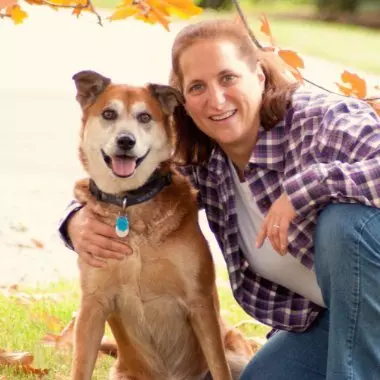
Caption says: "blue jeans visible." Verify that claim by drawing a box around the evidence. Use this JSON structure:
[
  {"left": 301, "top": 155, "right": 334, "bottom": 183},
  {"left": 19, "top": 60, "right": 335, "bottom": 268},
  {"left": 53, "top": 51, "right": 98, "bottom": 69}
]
[{"left": 239, "top": 204, "right": 380, "bottom": 380}]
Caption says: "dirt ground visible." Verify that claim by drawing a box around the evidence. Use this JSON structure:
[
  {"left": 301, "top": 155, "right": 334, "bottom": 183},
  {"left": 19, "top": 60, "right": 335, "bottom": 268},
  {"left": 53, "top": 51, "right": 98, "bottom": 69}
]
[{"left": 0, "top": 7, "right": 379, "bottom": 287}]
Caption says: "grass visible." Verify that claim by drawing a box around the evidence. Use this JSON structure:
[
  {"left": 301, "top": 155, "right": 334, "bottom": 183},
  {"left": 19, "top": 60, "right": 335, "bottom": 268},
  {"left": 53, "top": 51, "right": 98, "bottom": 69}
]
[
  {"left": 0, "top": 281, "right": 113, "bottom": 379},
  {"left": 194, "top": 6, "right": 380, "bottom": 75},
  {"left": 247, "top": 18, "right": 380, "bottom": 75},
  {"left": 0, "top": 268, "right": 269, "bottom": 379}
]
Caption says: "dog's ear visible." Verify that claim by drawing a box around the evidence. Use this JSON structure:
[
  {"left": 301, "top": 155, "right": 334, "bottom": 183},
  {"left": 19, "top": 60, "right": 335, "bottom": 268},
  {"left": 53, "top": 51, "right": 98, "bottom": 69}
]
[
  {"left": 148, "top": 84, "right": 184, "bottom": 115},
  {"left": 72, "top": 70, "right": 111, "bottom": 109}
]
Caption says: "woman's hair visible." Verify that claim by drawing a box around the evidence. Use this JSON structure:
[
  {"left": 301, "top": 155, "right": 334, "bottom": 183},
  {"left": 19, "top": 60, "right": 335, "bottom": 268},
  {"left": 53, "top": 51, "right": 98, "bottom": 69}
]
[{"left": 170, "top": 18, "right": 299, "bottom": 166}]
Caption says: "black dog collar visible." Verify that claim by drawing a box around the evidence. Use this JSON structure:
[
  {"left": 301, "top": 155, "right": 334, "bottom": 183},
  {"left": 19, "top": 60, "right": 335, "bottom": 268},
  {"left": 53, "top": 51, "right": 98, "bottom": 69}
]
[{"left": 89, "top": 171, "right": 172, "bottom": 209}]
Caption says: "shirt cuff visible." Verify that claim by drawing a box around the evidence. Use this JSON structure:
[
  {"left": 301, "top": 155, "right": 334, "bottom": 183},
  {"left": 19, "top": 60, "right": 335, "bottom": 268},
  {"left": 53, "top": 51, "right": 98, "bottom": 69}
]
[{"left": 57, "top": 200, "right": 83, "bottom": 251}]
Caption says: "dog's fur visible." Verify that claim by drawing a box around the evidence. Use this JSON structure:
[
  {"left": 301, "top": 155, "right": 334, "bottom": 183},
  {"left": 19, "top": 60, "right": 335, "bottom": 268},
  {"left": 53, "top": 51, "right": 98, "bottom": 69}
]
[{"left": 70, "top": 70, "right": 253, "bottom": 380}]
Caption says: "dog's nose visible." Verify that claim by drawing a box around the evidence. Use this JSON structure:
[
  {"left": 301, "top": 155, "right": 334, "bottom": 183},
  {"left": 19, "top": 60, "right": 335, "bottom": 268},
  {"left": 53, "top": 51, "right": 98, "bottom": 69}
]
[{"left": 116, "top": 133, "right": 136, "bottom": 150}]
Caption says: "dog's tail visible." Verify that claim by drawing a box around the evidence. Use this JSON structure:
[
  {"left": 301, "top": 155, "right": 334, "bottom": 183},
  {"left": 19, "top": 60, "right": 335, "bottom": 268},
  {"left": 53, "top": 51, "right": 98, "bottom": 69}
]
[{"left": 99, "top": 336, "right": 118, "bottom": 358}]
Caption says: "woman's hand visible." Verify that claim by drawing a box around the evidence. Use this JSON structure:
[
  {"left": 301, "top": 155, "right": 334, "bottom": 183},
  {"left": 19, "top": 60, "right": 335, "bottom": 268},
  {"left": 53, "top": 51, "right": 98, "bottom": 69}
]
[
  {"left": 67, "top": 205, "right": 132, "bottom": 268},
  {"left": 256, "top": 193, "right": 297, "bottom": 255}
]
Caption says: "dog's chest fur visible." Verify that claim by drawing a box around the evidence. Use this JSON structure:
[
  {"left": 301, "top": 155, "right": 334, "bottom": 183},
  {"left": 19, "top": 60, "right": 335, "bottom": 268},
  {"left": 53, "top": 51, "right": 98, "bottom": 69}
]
[{"left": 73, "top": 175, "right": 212, "bottom": 378}]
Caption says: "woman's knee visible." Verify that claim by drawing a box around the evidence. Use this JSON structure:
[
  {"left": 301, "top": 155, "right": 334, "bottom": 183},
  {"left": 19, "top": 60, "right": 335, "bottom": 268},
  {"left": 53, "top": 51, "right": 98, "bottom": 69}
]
[{"left": 314, "top": 203, "right": 380, "bottom": 296}]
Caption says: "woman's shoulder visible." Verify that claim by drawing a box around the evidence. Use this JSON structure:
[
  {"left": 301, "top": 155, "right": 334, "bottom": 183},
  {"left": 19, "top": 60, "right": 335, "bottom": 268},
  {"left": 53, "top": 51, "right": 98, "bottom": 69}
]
[{"left": 288, "top": 87, "right": 376, "bottom": 122}]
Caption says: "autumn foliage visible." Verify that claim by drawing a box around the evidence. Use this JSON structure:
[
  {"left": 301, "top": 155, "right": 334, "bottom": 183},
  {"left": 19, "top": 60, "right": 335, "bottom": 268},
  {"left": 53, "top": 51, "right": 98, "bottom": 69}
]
[{"left": 0, "top": 0, "right": 379, "bottom": 114}]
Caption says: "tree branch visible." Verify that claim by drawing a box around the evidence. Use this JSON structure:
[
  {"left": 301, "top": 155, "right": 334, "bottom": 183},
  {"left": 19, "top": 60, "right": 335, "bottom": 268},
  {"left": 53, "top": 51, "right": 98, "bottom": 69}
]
[
  {"left": 40, "top": 0, "right": 103, "bottom": 26},
  {"left": 231, "top": 0, "right": 263, "bottom": 50},
  {"left": 231, "top": 0, "right": 378, "bottom": 102}
]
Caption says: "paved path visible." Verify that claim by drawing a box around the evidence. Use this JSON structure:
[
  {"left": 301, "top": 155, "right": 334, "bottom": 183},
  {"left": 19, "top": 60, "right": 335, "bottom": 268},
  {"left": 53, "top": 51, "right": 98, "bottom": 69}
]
[{"left": 0, "top": 7, "right": 378, "bottom": 286}]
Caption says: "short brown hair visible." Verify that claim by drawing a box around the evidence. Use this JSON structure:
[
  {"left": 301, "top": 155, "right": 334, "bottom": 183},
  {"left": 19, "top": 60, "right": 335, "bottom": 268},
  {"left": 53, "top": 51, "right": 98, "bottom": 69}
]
[{"left": 170, "top": 19, "right": 299, "bottom": 166}]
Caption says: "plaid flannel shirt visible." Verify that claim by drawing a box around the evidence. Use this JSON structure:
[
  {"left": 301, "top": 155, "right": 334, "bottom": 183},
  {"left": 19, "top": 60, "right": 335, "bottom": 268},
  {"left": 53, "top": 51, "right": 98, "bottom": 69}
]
[{"left": 58, "top": 89, "right": 380, "bottom": 333}]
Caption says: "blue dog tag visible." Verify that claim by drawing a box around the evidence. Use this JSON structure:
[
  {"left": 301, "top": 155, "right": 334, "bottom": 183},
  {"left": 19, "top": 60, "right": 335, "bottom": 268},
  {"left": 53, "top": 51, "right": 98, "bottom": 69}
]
[{"left": 115, "top": 215, "right": 129, "bottom": 238}]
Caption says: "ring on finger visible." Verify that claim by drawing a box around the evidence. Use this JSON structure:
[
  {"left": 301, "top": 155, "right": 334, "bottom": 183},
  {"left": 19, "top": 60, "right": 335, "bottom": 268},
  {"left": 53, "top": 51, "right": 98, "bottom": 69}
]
[{"left": 273, "top": 224, "right": 280, "bottom": 229}]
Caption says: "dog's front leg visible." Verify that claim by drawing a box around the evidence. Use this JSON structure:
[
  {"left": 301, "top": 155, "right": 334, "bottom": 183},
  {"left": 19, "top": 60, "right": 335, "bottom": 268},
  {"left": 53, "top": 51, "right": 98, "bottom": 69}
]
[
  {"left": 71, "top": 299, "right": 107, "bottom": 380},
  {"left": 190, "top": 296, "right": 233, "bottom": 380}
]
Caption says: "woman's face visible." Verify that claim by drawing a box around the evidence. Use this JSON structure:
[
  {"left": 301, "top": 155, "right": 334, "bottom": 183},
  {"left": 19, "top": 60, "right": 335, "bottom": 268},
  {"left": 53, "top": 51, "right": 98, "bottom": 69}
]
[{"left": 180, "top": 39, "right": 265, "bottom": 151}]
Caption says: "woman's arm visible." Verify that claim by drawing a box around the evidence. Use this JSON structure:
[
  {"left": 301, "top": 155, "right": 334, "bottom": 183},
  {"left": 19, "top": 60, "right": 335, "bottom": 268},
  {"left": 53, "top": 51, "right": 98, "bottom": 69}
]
[
  {"left": 58, "top": 202, "right": 132, "bottom": 267},
  {"left": 283, "top": 98, "right": 380, "bottom": 218}
]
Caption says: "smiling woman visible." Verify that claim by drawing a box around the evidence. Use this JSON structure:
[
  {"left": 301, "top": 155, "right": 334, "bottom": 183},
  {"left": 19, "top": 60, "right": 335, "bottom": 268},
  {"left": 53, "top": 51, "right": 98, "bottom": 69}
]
[
  {"left": 170, "top": 20, "right": 297, "bottom": 168},
  {"left": 59, "top": 18, "right": 380, "bottom": 380}
]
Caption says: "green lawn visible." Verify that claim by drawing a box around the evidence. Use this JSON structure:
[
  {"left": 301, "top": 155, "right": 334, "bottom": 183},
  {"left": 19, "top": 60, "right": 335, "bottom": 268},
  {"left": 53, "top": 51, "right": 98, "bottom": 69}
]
[
  {"left": 0, "top": 268, "right": 269, "bottom": 379},
  {"left": 247, "top": 17, "right": 380, "bottom": 75}
]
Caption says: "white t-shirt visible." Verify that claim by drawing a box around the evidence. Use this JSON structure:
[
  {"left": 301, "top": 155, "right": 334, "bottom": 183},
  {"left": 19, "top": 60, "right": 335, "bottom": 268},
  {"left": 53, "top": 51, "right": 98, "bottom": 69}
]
[{"left": 229, "top": 159, "right": 325, "bottom": 307}]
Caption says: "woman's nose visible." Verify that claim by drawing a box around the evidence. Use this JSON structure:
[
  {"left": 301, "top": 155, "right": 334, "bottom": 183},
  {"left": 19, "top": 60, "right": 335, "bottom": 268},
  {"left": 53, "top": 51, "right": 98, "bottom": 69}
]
[{"left": 207, "top": 86, "right": 226, "bottom": 109}]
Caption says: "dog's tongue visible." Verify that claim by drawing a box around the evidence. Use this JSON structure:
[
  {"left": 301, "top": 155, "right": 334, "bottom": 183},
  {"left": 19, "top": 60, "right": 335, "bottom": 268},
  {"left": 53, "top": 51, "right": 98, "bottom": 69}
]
[{"left": 111, "top": 157, "right": 136, "bottom": 177}]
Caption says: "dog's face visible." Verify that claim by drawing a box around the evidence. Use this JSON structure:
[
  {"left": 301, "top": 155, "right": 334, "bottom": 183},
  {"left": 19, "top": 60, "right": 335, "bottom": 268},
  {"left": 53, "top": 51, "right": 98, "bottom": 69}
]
[{"left": 73, "top": 70, "right": 183, "bottom": 194}]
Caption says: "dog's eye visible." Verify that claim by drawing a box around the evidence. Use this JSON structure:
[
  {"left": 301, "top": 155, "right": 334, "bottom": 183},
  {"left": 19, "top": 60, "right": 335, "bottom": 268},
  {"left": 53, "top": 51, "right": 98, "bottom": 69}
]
[
  {"left": 137, "top": 112, "right": 152, "bottom": 124},
  {"left": 102, "top": 109, "right": 117, "bottom": 121}
]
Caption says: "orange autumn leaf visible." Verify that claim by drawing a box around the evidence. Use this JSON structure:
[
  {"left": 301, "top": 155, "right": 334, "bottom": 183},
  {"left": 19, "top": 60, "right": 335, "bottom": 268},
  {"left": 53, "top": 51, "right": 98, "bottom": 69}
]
[
  {"left": 259, "top": 13, "right": 275, "bottom": 46},
  {"left": 24, "top": 0, "right": 44, "bottom": 4},
  {"left": 160, "top": 0, "right": 202, "bottom": 18},
  {"left": 135, "top": 6, "right": 169, "bottom": 30},
  {"left": 7, "top": 4, "right": 27, "bottom": 24},
  {"left": 110, "top": 0, "right": 201, "bottom": 28},
  {"left": 72, "top": 0, "right": 93, "bottom": 18},
  {"left": 0, "top": 349, "right": 49, "bottom": 377},
  {"left": 109, "top": 4, "right": 137, "bottom": 20},
  {"left": 31, "top": 238, "right": 44, "bottom": 248},
  {"left": 278, "top": 49, "right": 305, "bottom": 82},
  {"left": 335, "top": 70, "right": 367, "bottom": 99}
]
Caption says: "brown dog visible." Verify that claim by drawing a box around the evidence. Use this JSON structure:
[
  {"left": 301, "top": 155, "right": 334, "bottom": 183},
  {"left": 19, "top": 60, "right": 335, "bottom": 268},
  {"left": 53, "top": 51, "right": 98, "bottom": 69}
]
[{"left": 70, "top": 70, "right": 253, "bottom": 380}]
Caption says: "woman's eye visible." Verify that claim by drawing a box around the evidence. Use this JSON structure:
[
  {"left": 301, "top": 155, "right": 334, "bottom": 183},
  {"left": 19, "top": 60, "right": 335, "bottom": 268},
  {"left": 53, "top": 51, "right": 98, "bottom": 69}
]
[
  {"left": 222, "top": 74, "right": 237, "bottom": 84},
  {"left": 188, "top": 83, "right": 204, "bottom": 94},
  {"left": 102, "top": 109, "right": 118, "bottom": 121},
  {"left": 137, "top": 112, "right": 152, "bottom": 124}
]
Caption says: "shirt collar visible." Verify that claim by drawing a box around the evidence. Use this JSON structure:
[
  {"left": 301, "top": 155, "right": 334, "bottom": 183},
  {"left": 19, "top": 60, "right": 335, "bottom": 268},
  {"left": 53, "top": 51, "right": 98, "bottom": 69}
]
[{"left": 248, "top": 120, "right": 287, "bottom": 173}]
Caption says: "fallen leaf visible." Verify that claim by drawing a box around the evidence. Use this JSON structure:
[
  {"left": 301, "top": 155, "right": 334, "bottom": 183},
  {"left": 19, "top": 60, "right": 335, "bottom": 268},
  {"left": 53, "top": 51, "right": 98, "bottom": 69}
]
[
  {"left": 0, "top": 287, "right": 62, "bottom": 304},
  {"left": 0, "top": 349, "right": 48, "bottom": 377},
  {"left": 31, "top": 238, "right": 44, "bottom": 249},
  {"left": 335, "top": 70, "right": 367, "bottom": 99},
  {"left": 0, "top": 350, "right": 33, "bottom": 366}
]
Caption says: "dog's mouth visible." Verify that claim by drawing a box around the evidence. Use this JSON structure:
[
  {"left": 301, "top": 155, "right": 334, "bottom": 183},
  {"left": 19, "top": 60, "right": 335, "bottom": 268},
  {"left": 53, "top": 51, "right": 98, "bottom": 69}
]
[{"left": 101, "top": 149, "right": 150, "bottom": 178}]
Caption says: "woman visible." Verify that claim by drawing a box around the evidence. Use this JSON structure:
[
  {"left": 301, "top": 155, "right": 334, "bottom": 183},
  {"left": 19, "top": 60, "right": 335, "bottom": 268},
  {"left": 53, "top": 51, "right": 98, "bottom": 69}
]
[{"left": 59, "top": 19, "right": 380, "bottom": 379}]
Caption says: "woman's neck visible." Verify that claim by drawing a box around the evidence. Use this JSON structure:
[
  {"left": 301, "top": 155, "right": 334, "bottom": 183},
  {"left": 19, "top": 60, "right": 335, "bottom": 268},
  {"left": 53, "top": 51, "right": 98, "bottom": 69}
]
[
  {"left": 221, "top": 142, "right": 254, "bottom": 181},
  {"left": 221, "top": 129, "right": 259, "bottom": 179}
]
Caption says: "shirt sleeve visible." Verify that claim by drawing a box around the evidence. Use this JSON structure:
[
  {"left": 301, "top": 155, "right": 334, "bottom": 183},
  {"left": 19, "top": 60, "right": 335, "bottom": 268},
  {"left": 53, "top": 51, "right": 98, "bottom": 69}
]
[
  {"left": 283, "top": 98, "right": 380, "bottom": 218},
  {"left": 57, "top": 200, "right": 83, "bottom": 250}
]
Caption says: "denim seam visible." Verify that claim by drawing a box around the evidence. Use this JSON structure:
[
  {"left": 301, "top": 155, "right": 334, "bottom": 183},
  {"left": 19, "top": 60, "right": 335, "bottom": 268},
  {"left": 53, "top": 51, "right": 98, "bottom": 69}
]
[
  {"left": 348, "top": 210, "right": 380, "bottom": 380},
  {"left": 345, "top": 227, "right": 360, "bottom": 380}
]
